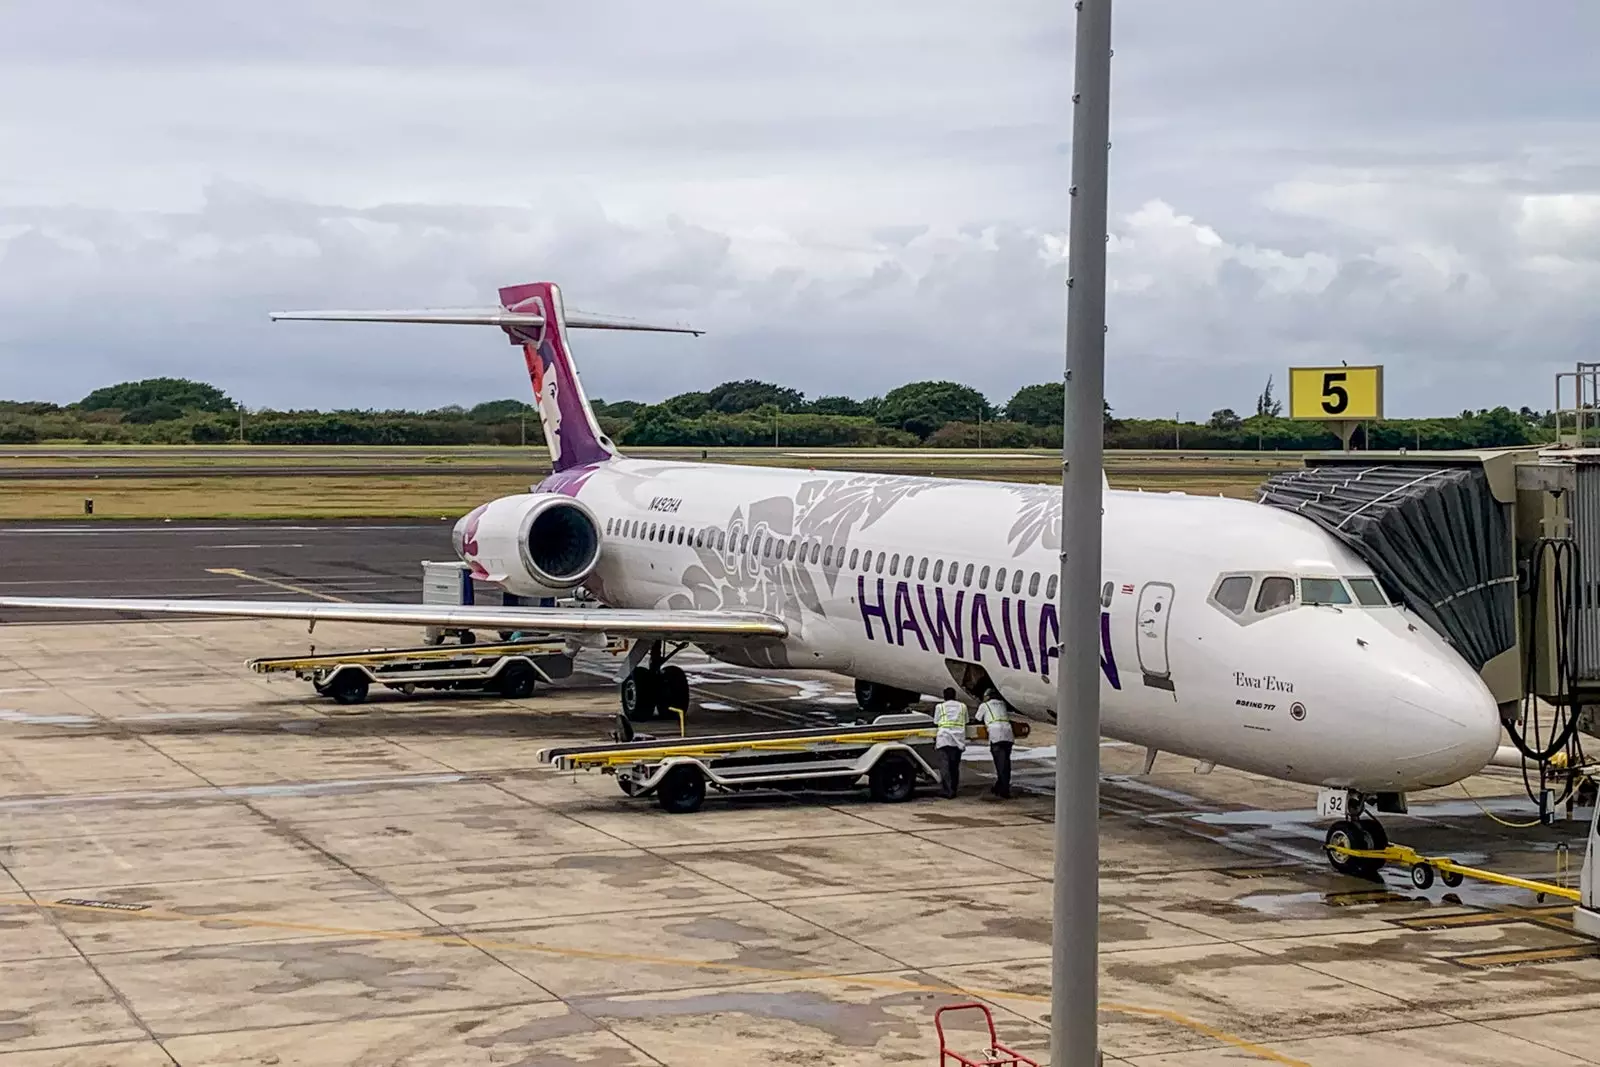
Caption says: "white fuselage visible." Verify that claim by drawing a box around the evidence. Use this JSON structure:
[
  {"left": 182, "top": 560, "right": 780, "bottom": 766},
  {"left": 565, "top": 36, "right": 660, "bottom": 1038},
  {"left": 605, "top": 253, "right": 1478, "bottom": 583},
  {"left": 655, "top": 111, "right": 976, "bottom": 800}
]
[{"left": 522, "top": 457, "right": 1502, "bottom": 793}]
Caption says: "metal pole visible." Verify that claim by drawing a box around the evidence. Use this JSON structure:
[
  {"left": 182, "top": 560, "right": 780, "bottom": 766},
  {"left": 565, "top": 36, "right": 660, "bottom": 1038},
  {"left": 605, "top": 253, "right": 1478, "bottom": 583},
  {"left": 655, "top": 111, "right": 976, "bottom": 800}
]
[{"left": 1055, "top": 1, "right": 1112, "bottom": 1065}]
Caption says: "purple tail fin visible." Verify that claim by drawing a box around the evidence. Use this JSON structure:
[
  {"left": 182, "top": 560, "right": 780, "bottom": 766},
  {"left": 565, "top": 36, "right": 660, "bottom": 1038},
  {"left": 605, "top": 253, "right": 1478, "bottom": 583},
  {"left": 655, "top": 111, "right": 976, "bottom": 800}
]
[{"left": 498, "top": 282, "right": 619, "bottom": 473}]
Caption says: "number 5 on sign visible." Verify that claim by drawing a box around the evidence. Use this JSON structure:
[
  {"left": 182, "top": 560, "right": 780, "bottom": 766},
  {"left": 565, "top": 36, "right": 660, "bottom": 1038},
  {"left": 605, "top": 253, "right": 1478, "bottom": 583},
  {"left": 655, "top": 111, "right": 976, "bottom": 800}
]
[{"left": 1288, "top": 366, "right": 1384, "bottom": 421}]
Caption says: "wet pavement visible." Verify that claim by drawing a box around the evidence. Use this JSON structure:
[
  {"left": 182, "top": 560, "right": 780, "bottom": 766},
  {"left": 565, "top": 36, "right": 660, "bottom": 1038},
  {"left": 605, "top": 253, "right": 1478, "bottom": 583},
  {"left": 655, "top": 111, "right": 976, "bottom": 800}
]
[{"left": 0, "top": 618, "right": 1596, "bottom": 1065}]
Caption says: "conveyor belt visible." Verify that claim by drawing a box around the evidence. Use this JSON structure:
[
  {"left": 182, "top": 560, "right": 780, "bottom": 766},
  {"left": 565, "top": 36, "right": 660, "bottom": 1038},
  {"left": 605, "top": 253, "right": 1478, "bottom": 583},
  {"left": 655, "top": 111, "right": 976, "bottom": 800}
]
[
  {"left": 538, "top": 713, "right": 937, "bottom": 769},
  {"left": 248, "top": 639, "right": 570, "bottom": 673}
]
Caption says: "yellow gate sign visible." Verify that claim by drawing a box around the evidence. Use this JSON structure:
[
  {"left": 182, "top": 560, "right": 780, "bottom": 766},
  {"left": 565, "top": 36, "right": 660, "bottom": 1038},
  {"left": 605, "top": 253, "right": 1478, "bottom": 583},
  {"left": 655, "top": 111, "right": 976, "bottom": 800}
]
[{"left": 1288, "top": 366, "right": 1384, "bottom": 421}]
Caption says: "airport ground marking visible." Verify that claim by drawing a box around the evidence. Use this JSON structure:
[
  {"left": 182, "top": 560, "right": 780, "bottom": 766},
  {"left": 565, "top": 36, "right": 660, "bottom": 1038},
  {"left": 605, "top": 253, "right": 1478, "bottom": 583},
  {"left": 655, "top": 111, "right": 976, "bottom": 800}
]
[
  {"left": 204, "top": 567, "right": 348, "bottom": 602},
  {"left": 0, "top": 895, "right": 1307, "bottom": 1065}
]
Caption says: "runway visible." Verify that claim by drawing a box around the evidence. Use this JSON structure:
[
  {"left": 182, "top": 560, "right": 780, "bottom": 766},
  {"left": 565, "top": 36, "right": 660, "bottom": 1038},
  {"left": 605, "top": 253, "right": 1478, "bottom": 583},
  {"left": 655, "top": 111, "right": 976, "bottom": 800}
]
[{"left": 0, "top": 519, "right": 454, "bottom": 622}]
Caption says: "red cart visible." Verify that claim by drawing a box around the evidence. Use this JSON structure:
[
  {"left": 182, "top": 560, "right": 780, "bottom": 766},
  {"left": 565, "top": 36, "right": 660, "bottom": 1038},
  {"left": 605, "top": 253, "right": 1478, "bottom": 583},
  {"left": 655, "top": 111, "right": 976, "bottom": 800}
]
[{"left": 935, "top": 1003, "right": 1042, "bottom": 1066}]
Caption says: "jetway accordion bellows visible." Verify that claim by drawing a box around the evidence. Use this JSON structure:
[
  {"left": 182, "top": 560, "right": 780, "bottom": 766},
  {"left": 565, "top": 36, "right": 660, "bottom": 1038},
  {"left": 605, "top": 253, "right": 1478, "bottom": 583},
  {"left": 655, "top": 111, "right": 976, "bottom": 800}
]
[{"left": 1257, "top": 465, "right": 1515, "bottom": 671}]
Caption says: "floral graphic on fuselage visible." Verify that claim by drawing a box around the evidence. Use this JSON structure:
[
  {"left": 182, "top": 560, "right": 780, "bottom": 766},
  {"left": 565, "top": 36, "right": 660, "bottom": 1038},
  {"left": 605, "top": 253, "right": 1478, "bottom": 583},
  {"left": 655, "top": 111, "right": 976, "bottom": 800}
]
[{"left": 662, "top": 473, "right": 937, "bottom": 636}]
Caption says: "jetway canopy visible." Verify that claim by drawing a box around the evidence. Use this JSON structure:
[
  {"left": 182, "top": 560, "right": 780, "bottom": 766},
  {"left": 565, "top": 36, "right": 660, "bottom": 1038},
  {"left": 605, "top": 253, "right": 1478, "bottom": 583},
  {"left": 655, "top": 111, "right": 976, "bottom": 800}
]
[{"left": 1258, "top": 460, "right": 1516, "bottom": 673}]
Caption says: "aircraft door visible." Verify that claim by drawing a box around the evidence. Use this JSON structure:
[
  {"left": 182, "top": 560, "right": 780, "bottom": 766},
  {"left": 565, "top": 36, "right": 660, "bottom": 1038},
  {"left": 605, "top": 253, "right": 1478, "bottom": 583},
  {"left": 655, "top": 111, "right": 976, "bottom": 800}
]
[{"left": 1136, "top": 581, "right": 1175, "bottom": 693}]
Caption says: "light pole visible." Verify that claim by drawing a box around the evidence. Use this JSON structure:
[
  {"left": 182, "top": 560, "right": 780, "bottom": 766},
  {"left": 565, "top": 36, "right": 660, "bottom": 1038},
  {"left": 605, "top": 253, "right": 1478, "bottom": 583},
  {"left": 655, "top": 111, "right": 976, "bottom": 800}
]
[{"left": 1055, "top": 0, "right": 1112, "bottom": 1065}]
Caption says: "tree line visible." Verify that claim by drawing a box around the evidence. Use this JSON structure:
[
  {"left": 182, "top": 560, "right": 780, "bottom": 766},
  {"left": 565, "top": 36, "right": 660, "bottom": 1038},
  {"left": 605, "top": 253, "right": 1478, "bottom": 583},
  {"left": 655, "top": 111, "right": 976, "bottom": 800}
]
[{"left": 0, "top": 375, "right": 1551, "bottom": 451}]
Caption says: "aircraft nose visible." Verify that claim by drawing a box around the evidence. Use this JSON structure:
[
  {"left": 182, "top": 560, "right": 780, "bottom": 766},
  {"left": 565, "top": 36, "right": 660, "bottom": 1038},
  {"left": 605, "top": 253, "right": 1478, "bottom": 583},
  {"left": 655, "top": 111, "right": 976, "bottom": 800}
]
[{"left": 1388, "top": 647, "right": 1502, "bottom": 787}]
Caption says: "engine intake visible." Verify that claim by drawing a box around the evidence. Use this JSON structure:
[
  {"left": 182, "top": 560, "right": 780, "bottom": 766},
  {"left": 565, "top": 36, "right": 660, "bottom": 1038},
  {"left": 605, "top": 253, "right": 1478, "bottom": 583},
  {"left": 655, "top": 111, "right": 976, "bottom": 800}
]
[{"left": 453, "top": 493, "right": 602, "bottom": 595}]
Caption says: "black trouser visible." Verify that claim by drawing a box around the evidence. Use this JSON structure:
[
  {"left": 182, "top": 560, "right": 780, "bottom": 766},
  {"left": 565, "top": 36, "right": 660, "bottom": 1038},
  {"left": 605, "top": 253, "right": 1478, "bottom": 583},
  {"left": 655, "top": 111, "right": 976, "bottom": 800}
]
[
  {"left": 938, "top": 745, "right": 962, "bottom": 797},
  {"left": 990, "top": 740, "right": 1013, "bottom": 798}
]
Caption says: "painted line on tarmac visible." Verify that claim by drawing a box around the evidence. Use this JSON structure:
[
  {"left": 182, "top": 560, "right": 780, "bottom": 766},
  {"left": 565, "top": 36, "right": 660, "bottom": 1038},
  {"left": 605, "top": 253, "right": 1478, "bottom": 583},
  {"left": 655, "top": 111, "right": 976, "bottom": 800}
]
[
  {"left": 205, "top": 567, "right": 349, "bottom": 603},
  {"left": 0, "top": 895, "right": 1308, "bottom": 1065}
]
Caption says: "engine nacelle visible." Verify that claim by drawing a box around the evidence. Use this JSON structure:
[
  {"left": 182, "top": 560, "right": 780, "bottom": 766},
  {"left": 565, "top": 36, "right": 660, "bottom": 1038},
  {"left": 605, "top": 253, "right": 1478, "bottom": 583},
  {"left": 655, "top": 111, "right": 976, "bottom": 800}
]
[{"left": 452, "top": 493, "right": 602, "bottom": 597}]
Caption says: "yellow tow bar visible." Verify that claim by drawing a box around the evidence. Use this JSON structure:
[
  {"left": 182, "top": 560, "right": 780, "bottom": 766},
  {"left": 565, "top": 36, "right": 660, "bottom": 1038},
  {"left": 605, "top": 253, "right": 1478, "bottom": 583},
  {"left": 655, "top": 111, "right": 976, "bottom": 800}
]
[{"left": 1329, "top": 842, "right": 1581, "bottom": 901}]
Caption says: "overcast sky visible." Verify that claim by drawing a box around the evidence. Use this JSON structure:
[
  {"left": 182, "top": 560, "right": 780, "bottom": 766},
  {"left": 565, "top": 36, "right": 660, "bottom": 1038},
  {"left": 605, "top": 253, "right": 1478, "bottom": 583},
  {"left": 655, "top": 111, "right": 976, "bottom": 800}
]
[{"left": 2, "top": 1, "right": 1597, "bottom": 418}]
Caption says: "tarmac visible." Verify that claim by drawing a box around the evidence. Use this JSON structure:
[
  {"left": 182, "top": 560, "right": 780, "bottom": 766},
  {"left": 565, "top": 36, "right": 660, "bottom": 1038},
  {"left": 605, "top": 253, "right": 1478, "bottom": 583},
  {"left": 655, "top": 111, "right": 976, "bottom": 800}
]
[
  {"left": 0, "top": 523, "right": 1598, "bottom": 1065},
  {"left": 0, "top": 520, "right": 452, "bottom": 623}
]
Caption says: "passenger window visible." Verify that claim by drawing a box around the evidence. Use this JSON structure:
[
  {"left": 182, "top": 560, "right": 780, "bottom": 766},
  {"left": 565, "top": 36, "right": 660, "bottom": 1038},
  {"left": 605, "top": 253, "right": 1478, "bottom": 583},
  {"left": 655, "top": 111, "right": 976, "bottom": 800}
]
[
  {"left": 849, "top": 548, "right": 860, "bottom": 569},
  {"left": 995, "top": 567, "right": 1007, "bottom": 591},
  {"left": 764, "top": 537, "right": 774, "bottom": 559},
  {"left": 787, "top": 540, "right": 798, "bottom": 561},
  {"left": 810, "top": 542, "right": 821, "bottom": 564},
  {"left": 890, "top": 553, "right": 900, "bottom": 575},
  {"left": 1012, "top": 570, "right": 1024, "bottom": 594},
  {"left": 875, "top": 552, "right": 886, "bottom": 574},
  {"left": 932, "top": 560, "right": 944, "bottom": 582},
  {"left": 649, "top": 523, "right": 658, "bottom": 541},
  {"left": 963, "top": 564, "right": 975, "bottom": 587},
  {"left": 1301, "top": 577, "right": 1351, "bottom": 606},
  {"left": 979, "top": 565, "right": 991, "bottom": 588},
  {"left": 1028, "top": 572, "right": 1040, "bottom": 597},
  {"left": 676, "top": 527, "right": 685, "bottom": 544},
  {"left": 1255, "top": 576, "right": 1296, "bottom": 612},
  {"left": 1213, "top": 576, "right": 1252, "bottom": 615},
  {"left": 1046, "top": 574, "right": 1058, "bottom": 600},
  {"left": 824, "top": 545, "right": 834, "bottom": 566},
  {"left": 1349, "top": 577, "right": 1387, "bottom": 607},
  {"left": 918, "top": 557, "right": 929, "bottom": 580},
  {"left": 740, "top": 534, "right": 749, "bottom": 553},
  {"left": 606, "top": 519, "right": 614, "bottom": 534}
]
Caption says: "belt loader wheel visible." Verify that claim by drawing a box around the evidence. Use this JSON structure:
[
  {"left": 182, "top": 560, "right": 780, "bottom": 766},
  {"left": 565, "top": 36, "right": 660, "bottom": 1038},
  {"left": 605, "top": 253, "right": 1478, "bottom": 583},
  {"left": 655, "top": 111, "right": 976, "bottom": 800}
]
[
  {"left": 656, "top": 765, "right": 706, "bottom": 814},
  {"left": 1410, "top": 863, "right": 1435, "bottom": 890},
  {"left": 868, "top": 754, "right": 917, "bottom": 803},
  {"left": 1440, "top": 868, "right": 1464, "bottom": 888},
  {"left": 326, "top": 669, "right": 369, "bottom": 706},
  {"left": 497, "top": 662, "right": 537, "bottom": 700}
]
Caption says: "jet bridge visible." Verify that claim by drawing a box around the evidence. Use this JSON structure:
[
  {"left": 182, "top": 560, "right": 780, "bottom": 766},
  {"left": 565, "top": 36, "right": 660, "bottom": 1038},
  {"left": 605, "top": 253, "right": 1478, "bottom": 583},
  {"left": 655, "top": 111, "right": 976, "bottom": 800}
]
[{"left": 1259, "top": 446, "right": 1600, "bottom": 813}]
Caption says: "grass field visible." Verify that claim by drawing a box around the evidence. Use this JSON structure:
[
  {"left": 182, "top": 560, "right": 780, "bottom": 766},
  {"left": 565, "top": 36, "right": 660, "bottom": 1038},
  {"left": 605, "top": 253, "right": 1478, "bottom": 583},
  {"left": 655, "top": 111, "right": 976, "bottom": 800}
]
[{"left": 0, "top": 446, "right": 1306, "bottom": 519}]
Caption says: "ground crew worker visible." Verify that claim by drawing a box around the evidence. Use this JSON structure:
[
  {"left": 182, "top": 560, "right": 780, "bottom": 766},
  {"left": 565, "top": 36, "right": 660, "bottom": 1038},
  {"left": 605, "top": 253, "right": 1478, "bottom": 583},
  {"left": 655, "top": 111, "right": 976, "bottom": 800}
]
[
  {"left": 976, "top": 688, "right": 1015, "bottom": 799},
  {"left": 933, "top": 687, "right": 968, "bottom": 798}
]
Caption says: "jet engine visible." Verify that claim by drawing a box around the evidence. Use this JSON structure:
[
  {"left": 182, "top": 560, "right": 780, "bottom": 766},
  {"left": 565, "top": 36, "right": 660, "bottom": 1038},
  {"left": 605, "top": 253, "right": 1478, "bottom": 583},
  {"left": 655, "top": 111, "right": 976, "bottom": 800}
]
[{"left": 452, "top": 493, "right": 602, "bottom": 597}]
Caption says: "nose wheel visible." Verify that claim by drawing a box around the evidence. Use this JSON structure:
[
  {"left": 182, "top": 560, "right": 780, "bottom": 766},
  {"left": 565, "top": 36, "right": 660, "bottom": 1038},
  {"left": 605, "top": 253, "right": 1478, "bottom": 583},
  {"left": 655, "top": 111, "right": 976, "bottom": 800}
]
[{"left": 1322, "top": 790, "right": 1390, "bottom": 878}]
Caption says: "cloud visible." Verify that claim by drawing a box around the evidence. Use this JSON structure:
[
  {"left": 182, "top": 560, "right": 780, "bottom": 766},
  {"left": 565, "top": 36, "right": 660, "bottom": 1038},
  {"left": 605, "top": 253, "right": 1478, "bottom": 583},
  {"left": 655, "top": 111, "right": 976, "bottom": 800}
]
[{"left": 0, "top": 1, "right": 1597, "bottom": 417}]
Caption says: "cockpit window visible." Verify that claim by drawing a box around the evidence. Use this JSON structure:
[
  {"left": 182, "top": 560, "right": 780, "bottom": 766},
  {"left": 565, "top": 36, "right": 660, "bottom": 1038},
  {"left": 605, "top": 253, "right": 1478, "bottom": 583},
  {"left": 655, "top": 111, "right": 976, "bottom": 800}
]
[
  {"left": 1255, "top": 576, "right": 1296, "bottom": 613},
  {"left": 1214, "top": 576, "right": 1252, "bottom": 615},
  {"left": 1301, "top": 577, "right": 1352, "bottom": 606},
  {"left": 1348, "top": 577, "right": 1388, "bottom": 607}
]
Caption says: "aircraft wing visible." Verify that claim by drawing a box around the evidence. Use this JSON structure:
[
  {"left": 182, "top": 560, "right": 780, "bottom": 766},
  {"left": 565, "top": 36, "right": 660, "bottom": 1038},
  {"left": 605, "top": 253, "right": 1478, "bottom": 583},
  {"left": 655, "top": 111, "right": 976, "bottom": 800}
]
[{"left": 0, "top": 597, "right": 785, "bottom": 641}]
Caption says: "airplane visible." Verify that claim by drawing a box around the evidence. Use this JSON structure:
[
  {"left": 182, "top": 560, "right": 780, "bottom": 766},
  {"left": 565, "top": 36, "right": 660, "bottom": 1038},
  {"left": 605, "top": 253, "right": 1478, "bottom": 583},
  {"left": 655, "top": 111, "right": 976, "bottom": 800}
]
[{"left": 0, "top": 281, "right": 1503, "bottom": 873}]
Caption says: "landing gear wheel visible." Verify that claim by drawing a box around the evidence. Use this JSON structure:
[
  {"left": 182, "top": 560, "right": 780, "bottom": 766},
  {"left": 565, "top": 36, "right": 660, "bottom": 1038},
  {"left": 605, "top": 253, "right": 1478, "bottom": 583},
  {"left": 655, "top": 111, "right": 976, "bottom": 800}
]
[
  {"left": 658, "top": 665, "right": 690, "bottom": 718},
  {"left": 1410, "top": 863, "right": 1435, "bottom": 890},
  {"left": 1440, "top": 868, "right": 1465, "bottom": 889},
  {"left": 868, "top": 755, "right": 917, "bottom": 803},
  {"left": 497, "top": 662, "right": 537, "bottom": 699},
  {"left": 855, "top": 680, "right": 915, "bottom": 713},
  {"left": 621, "top": 670, "right": 658, "bottom": 722},
  {"left": 1324, "top": 820, "right": 1380, "bottom": 878},
  {"left": 655, "top": 765, "right": 706, "bottom": 814},
  {"left": 327, "top": 670, "right": 369, "bottom": 706},
  {"left": 1359, "top": 817, "right": 1389, "bottom": 852}
]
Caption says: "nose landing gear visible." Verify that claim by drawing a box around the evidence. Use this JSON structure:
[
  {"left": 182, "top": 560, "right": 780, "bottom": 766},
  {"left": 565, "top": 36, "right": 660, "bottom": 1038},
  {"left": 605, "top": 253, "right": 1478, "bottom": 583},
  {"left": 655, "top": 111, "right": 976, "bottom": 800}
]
[{"left": 1321, "top": 789, "right": 1391, "bottom": 879}]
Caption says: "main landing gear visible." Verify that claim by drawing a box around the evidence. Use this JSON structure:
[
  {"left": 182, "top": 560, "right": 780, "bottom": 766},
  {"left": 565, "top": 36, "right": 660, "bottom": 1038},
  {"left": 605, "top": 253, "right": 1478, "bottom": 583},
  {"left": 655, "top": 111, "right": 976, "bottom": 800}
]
[
  {"left": 620, "top": 641, "right": 690, "bottom": 722},
  {"left": 854, "top": 679, "right": 918, "bottom": 714}
]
